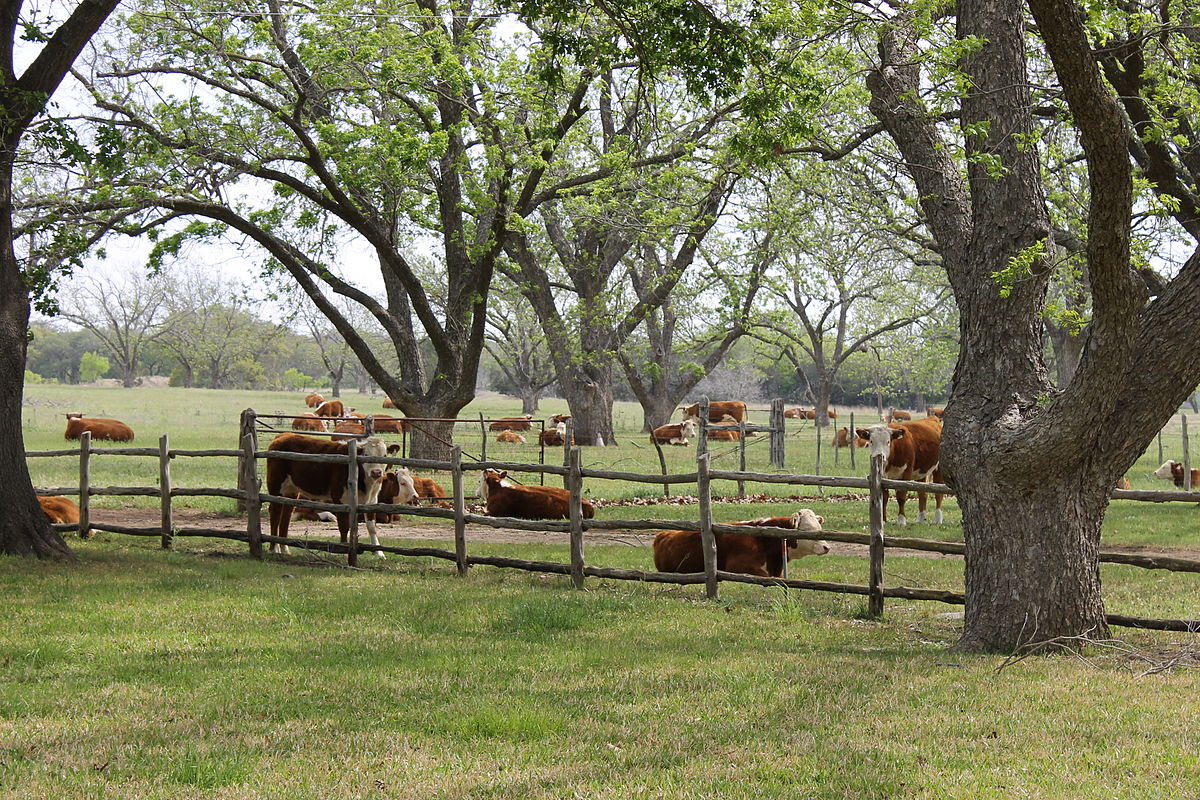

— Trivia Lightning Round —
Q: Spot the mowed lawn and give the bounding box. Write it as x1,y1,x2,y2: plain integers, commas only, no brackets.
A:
0,537,1198,800
7,384,1200,797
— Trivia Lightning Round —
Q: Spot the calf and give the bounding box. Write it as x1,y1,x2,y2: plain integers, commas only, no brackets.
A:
496,429,526,444
856,419,944,525
832,427,865,448
478,469,594,520
650,418,697,445
292,412,327,432
265,434,396,557
1154,460,1200,489
331,418,365,438
489,415,534,432
551,414,572,424
707,422,742,441
783,408,803,419
652,510,830,577
37,495,91,538
682,400,746,424
314,399,347,419
374,469,422,522
64,413,135,442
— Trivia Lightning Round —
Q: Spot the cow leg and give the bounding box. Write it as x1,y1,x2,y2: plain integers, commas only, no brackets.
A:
895,488,909,526
364,516,384,558
271,502,293,555
917,490,928,523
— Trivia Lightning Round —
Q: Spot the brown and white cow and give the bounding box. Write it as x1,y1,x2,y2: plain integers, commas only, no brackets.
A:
488,415,534,432
37,495,91,537
650,418,698,446
831,427,867,449
707,422,743,441
64,413,135,442
330,418,366,439
1153,460,1200,489
801,408,838,420
265,434,399,557
314,399,347,420
682,401,746,424
305,392,325,408
478,469,594,520
651,509,830,577
887,408,912,422
540,421,573,447
783,408,803,419
550,414,572,425
926,406,945,419
292,412,327,432
369,414,410,434
496,429,526,444
856,418,944,526
394,468,449,507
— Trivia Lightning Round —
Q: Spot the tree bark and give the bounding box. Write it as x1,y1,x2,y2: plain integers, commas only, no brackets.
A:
1047,323,1085,386
559,368,616,446
520,390,541,416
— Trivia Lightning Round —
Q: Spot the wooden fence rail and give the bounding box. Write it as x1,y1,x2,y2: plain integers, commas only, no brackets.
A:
23,405,1200,633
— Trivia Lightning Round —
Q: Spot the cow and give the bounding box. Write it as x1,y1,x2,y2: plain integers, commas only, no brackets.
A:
887,408,912,422
540,421,573,447
305,393,325,408
37,495,90,537
1114,476,1131,490
551,414,572,424
372,469,428,522
489,415,534,432
382,397,398,409
783,408,803,419
682,401,746,424
331,418,366,438
370,414,409,434
314,399,347,420
264,434,400,557
856,419,944,525
64,413,135,442
926,407,945,419
651,509,831,577
832,427,867,449
1153,460,1200,489
292,412,327,432
707,422,743,441
478,469,595,520
650,418,698,446
394,468,449,507
802,409,838,420
496,429,526,444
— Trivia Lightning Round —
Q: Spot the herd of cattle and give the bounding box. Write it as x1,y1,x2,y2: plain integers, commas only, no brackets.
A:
41,399,1172,578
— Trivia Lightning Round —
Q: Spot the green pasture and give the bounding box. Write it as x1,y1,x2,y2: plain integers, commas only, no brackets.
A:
0,536,1197,800
19,383,1200,553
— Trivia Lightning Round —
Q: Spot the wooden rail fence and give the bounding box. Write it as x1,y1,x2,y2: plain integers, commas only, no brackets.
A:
25,406,1200,634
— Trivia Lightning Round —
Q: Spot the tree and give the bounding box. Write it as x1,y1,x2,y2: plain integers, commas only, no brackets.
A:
863,0,1200,650
1,0,123,558
78,351,109,382
484,281,556,415
57,272,170,387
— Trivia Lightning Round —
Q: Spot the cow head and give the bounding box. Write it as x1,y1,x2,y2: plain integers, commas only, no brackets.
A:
856,424,904,461
381,469,418,504
478,469,507,501
1153,460,1178,480
66,412,83,420
554,421,567,436
358,437,389,484
783,509,830,558
680,418,698,439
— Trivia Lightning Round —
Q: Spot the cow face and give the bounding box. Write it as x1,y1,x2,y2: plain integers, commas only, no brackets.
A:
790,509,824,531
478,469,507,501
680,418,698,439
856,425,904,461
787,538,832,558
359,437,389,484
1153,460,1178,480
383,469,418,504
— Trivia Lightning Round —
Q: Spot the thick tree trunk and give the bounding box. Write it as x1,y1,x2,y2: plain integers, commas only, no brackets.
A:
955,479,1109,650
915,390,926,413
640,395,678,433
0,229,71,558
407,419,456,462
562,376,616,446
520,390,540,416
813,375,834,429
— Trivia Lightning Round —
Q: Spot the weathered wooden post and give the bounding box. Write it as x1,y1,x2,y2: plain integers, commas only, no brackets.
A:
346,438,360,567
242,431,262,559
1183,414,1192,491
698,451,718,600
159,434,173,549
563,419,573,470
653,439,671,498
363,415,375,437
698,397,710,459
849,412,856,469
237,409,258,513
568,446,585,590
78,431,91,540
769,398,784,468
868,446,886,617
478,413,487,463
737,417,747,499
452,445,467,576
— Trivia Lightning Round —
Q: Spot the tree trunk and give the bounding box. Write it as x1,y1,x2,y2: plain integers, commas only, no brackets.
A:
955,478,1109,650
407,419,456,462
1047,324,1085,386
915,390,926,412
640,395,679,433
875,392,884,421
122,364,135,388
520,389,540,416
0,207,71,558
814,374,834,428
562,376,616,446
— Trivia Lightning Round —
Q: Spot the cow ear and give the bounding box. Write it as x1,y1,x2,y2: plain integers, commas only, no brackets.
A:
890,428,906,439
499,471,508,480
854,428,869,440
386,444,401,455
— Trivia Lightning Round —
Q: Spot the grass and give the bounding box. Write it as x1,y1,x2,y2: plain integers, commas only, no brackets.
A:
0,536,1198,799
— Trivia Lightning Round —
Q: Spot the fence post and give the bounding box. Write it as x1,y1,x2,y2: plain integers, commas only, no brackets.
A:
868,449,886,617
237,409,257,513
563,419,573,470
698,451,718,600
849,411,856,469
1158,428,1164,469
452,445,467,576
653,438,670,498
78,431,91,540
1183,414,1192,491
769,398,784,468
242,431,262,559
698,397,710,459
478,413,487,463
737,417,747,499
346,438,360,567
815,420,824,496
159,434,172,549
568,446,585,589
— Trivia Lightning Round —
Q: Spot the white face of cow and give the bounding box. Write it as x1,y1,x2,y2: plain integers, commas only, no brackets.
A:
681,418,698,439
857,424,903,463
790,509,824,531
1154,461,1178,480
359,437,389,486
788,539,831,558
389,468,419,503
555,421,567,436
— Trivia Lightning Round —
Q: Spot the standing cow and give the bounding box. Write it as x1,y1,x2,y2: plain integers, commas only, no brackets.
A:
856,419,944,525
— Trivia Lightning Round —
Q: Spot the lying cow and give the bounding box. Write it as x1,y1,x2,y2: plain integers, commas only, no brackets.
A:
478,469,595,520
496,429,526,444
292,412,327,432
488,415,533,432
652,510,830,577
37,495,91,538
650,418,698,445
682,400,746,424
265,433,399,557
64,413,135,442
540,421,573,447
831,427,867,449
